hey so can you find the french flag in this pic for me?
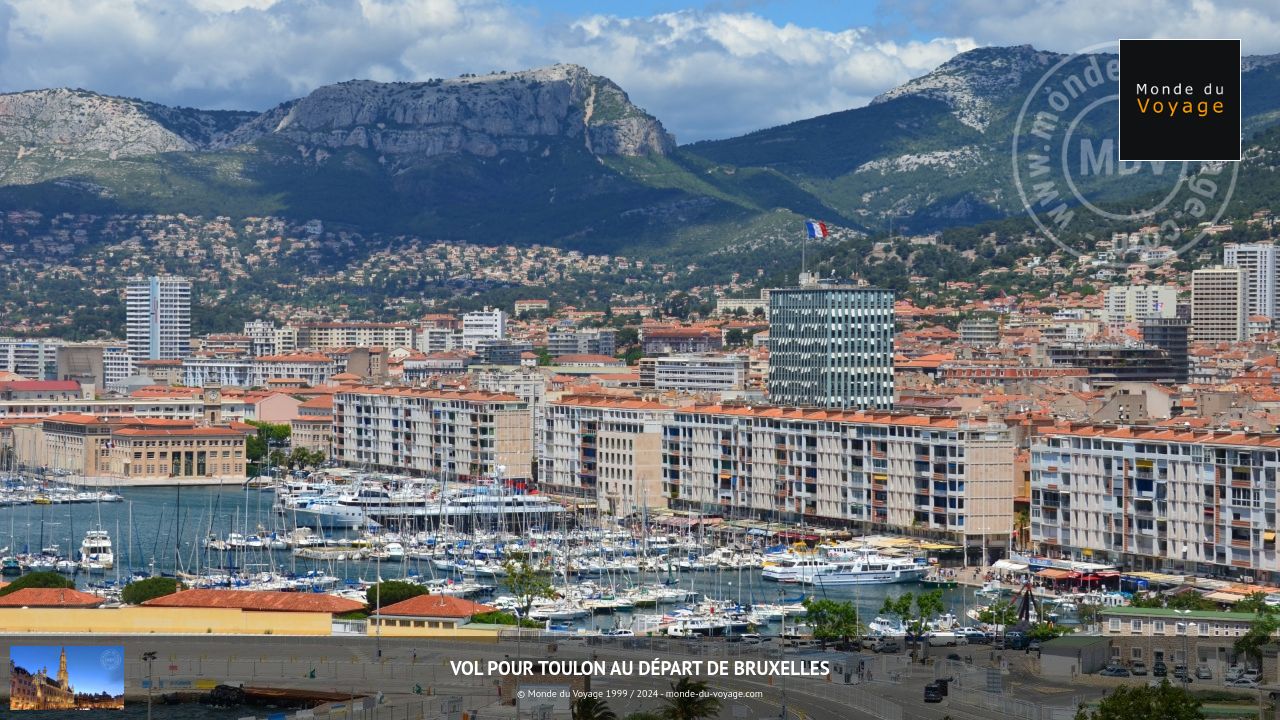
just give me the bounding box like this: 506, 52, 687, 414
805, 220, 828, 239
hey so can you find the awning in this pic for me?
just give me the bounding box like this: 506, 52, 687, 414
1266, 531, 1276, 542
747, 528, 770, 536
992, 559, 1029, 572
1037, 568, 1074, 580
1204, 591, 1244, 604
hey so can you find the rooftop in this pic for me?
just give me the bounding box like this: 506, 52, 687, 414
0, 587, 104, 607
142, 589, 364, 614
375, 594, 495, 618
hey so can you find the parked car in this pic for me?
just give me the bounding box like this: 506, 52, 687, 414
1194, 663, 1212, 679
1226, 665, 1246, 681
1099, 666, 1131, 677
1028, 640, 1042, 652
1130, 661, 1148, 675
957, 629, 988, 644
873, 639, 902, 654
923, 683, 943, 703
1173, 664, 1192, 682
1153, 661, 1168, 677
1227, 678, 1259, 689
927, 632, 967, 647
1241, 668, 1262, 683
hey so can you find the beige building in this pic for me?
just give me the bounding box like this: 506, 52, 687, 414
333, 386, 532, 484
291, 395, 333, 457
1191, 266, 1247, 342
13, 414, 248, 486
542, 395, 673, 515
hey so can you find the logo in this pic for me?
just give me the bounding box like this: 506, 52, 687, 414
1012, 41, 1237, 269
101, 647, 123, 670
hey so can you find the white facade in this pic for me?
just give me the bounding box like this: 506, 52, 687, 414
1103, 285, 1178, 328
126, 276, 191, 362
0, 337, 61, 380
1224, 243, 1278, 321
415, 327, 462, 353
639, 354, 748, 392
461, 308, 506, 349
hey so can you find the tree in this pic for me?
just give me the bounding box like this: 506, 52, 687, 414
246, 421, 291, 462
571, 696, 618, 720
367, 580, 428, 608
910, 589, 946, 657
1233, 609, 1279, 669
501, 552, 555, 619
121, 577, 183, 605
1165, 592, 1218, 612
659, 677, 721, 720
724, 328, 746, 347
1231, 591, 1272, 615
802, 598, 861, 648
1074, 681, 1202, 720
0, 571, 75, 595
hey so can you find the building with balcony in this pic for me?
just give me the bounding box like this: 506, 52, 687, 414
1031, 423, 1280, 582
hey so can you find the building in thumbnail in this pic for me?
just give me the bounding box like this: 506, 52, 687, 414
9, 648, 74, 710
1190, 267, 1246, 342
126, 276, 191, 362
767, 281, 894, 410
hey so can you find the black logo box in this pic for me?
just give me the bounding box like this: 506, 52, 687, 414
1119, 38, 1241, 162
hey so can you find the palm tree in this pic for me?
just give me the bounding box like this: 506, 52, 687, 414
572, 696, 618, 720
660, 677, 722, 720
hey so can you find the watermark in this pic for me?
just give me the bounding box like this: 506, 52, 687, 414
100, 647, 122, 671
1012, 40, 1237, 269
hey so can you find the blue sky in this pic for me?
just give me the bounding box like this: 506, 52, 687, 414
0, 0, 1277, 141
10, 645, 124, 697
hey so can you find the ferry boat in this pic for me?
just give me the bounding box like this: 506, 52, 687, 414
79, 529, 114, 571
291, 488, 564, 529
761, 556, 831, 583
807, 550, 927, 586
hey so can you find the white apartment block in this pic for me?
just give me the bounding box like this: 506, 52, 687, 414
181, 353, 335, 388
461, 308, 506, 349
1031, 424, 1280, 582
663, 406, 1014, 559
1191, 267, 1247, 342
182, 357, 254, 387
416, 327, 462, 353
473, 370, 548, 457
541, 395, 673, 516
1103, 285, 1178, 328
1224, 243, 1278, 321
638, 354, 749, 392
126, 276, 191, 362
332, 386, 532, 483
0, 337, 61, 380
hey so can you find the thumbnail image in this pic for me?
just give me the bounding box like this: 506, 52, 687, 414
9, 646, 125, 711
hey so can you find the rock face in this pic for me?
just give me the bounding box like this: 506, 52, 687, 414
0, 64, 674, 163
216, 64, 674, 159
871, 45, 1056, 131
0, 89, 198, 157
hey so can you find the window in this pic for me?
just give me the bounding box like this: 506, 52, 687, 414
1154, 621, 1165, 634
1109, 619, 1121, 632
1131, 620, 1142, 632
1131, 647, 1143, 660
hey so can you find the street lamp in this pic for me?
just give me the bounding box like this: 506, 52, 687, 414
1173, 609, 1191, 691
142, 651, 157, 720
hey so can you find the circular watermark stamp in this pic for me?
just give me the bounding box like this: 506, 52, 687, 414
101, 647, 122, 670
1012, 41, 1237, 269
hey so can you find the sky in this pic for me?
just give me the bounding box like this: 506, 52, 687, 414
10, 645, 124, 697
0, 0, 1278, 142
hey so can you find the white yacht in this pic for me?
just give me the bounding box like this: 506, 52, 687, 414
761, 556, 830, 583
79, 529, 114, 571
807, 550, 927, 586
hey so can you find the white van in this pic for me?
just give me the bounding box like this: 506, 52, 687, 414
927, 632, 968, 647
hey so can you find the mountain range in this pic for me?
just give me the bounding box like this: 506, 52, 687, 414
2, 46, 1280, 260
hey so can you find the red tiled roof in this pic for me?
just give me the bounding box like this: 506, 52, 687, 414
376, 594, 494, 618
142, 589, 363, 613
0, 380, 79, 392
0, 587, 103, 607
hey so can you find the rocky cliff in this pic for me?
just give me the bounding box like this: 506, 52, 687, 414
216, 64, 674, 160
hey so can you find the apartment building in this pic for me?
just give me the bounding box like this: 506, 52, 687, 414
641, 327, 722, 356
1103, 285, 1178, 328
290, 395, 333, 457
663, 405, 1015, 560
0, 337, 60, 380
1224, 243, 1278, 321
547, 328, 617, 358
541, 395, 673, 515
1031, 423, 1280, 582
958, 317, 1000, 346
126, 276, 191, 362
461, 308, 506, 349
1191, 267, 1247, 342
292, 322, 415, 350
251, 354, 335, 387
332, 387, 532, 483
637, 354, 749, 392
